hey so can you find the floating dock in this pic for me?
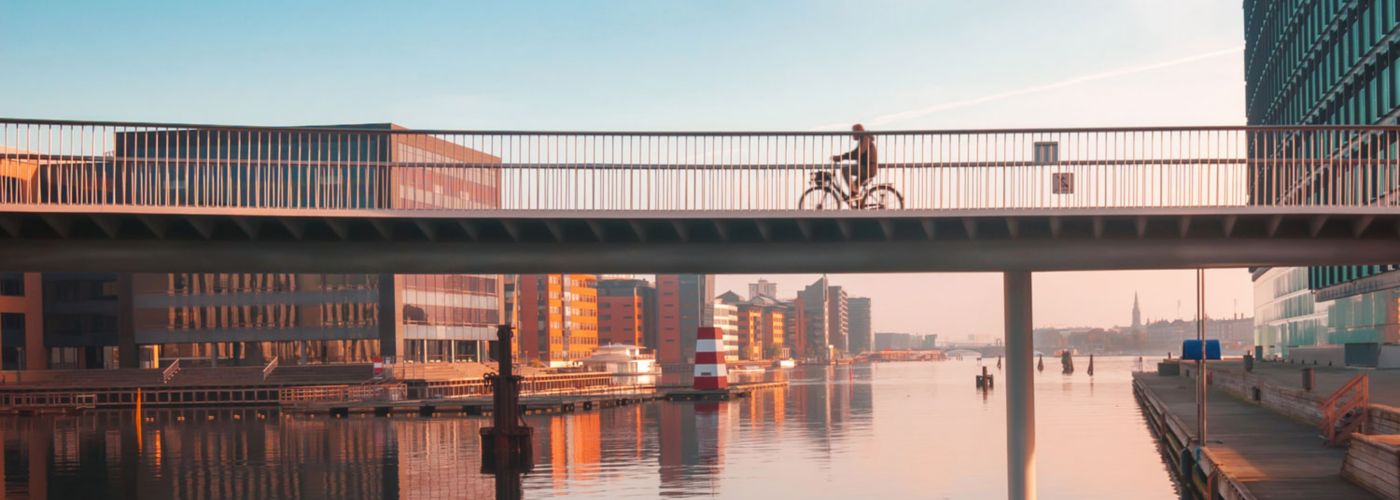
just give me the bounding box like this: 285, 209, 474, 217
663, 381, 789, 402
285, 392, 662, 418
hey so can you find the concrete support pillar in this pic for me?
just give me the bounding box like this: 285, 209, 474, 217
1004, 271, 1036, 500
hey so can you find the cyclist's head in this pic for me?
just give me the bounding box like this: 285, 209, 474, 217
851, 123, 865, 140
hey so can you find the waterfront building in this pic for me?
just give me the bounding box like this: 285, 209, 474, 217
798, 279, 829, 360
716, 291, 787, 360
780, 299, 805, 360
502, 276, 519, 359
847, 297, 872, 354
716, 292, 757, 360
710, 301, 740, 363
44, 274, 124, 369
827, 285, 849, 354
748, 279, 778, 301
5, 125, 506, 370
517, 274, 599, 367
874, 332, 910, 351
655, 274, 714, 367
0, 272, 45, 370
597, 278, 657, 348
1245, 2, 1400, 358
750, 294, 788, 359
872, 332, 937, 351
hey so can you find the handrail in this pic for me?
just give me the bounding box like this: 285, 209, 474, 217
9, 116, 1400, 135
6, 119, 1400, 213
1320, 373, 1369, 446
262, 356, 279, 381
161, 359, 182, 385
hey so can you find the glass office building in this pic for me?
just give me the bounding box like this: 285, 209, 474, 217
1245, 1, 1400, 355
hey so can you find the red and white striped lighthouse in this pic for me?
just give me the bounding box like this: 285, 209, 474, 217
692, 326, 729, 390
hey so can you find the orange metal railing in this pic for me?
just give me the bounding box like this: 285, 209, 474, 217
6, 118, 1400, 212
1320, 373, 1369, 446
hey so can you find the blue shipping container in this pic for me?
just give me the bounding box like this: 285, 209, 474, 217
1181, 340, 1221, 361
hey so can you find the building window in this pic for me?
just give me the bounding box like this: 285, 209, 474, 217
0, 273, 22, 296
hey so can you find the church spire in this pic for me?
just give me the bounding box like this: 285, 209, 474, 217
1132, 292, 1142, 329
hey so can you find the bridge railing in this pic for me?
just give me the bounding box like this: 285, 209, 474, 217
3, 118, 1399, 213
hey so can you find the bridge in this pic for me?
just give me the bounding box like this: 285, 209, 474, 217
2, 119, 1399, 273
4, 118, 1400, 499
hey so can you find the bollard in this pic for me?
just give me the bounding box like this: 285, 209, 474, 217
1302, 367, 1315, 392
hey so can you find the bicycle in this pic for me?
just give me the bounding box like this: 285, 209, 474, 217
797, 165, 904, 210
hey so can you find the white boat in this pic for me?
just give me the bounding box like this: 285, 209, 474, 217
773, 359, 797, 369
580, 344, 659, 375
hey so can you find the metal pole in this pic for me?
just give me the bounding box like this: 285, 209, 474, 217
1004, 271, 1036, 500
1196, 268, 1207, 446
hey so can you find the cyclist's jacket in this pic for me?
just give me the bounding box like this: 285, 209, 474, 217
837, 135, 879, 179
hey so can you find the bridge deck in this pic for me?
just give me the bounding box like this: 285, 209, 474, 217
2, 206, 1397, 273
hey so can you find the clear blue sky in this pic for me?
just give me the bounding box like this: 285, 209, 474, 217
3, 1, 1243, 129
2, 1, 1253, 337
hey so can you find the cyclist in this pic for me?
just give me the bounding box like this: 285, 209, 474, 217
830, 123, 878, 202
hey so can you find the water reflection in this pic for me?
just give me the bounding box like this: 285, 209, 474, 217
3, 358, 1176, 499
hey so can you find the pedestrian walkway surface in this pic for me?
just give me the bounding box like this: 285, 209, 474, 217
1135, 372, 1378, 499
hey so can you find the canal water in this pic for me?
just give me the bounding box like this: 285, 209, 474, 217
2, 356, 1178, 499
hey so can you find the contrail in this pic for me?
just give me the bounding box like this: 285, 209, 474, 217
812, 46, 1243, 130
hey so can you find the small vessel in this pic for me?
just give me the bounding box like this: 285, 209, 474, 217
773, 358, 797, 369
579, 344, 659, 375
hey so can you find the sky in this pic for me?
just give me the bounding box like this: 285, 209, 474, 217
1, 1, 1253, 340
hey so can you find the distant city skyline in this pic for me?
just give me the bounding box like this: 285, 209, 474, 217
717, 270, 1250, 341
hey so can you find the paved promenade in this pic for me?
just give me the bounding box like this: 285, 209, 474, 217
1134, 372, 1377, 499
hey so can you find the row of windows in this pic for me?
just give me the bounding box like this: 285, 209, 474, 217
46, 314, 119, 336
1310, 264, 1400, 289
169, 273, 352, 294
402, 274, 498, 294
1246, 0, 1399, 124
168, 303, 377, 330
46, 280, 118, 302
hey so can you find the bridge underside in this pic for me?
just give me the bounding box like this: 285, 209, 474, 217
1, 208, 1398, 273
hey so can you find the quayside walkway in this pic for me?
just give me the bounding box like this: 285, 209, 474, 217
1134, 371, 1377, 499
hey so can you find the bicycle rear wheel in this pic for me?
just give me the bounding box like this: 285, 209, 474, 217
798, 186, 844, 210
861, 185, 904, 209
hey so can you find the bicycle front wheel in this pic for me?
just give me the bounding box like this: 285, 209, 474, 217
798, 186, 844, 210
861, 185, 904, 209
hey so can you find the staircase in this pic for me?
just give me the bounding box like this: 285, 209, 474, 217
1321, 373, 1370, 446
